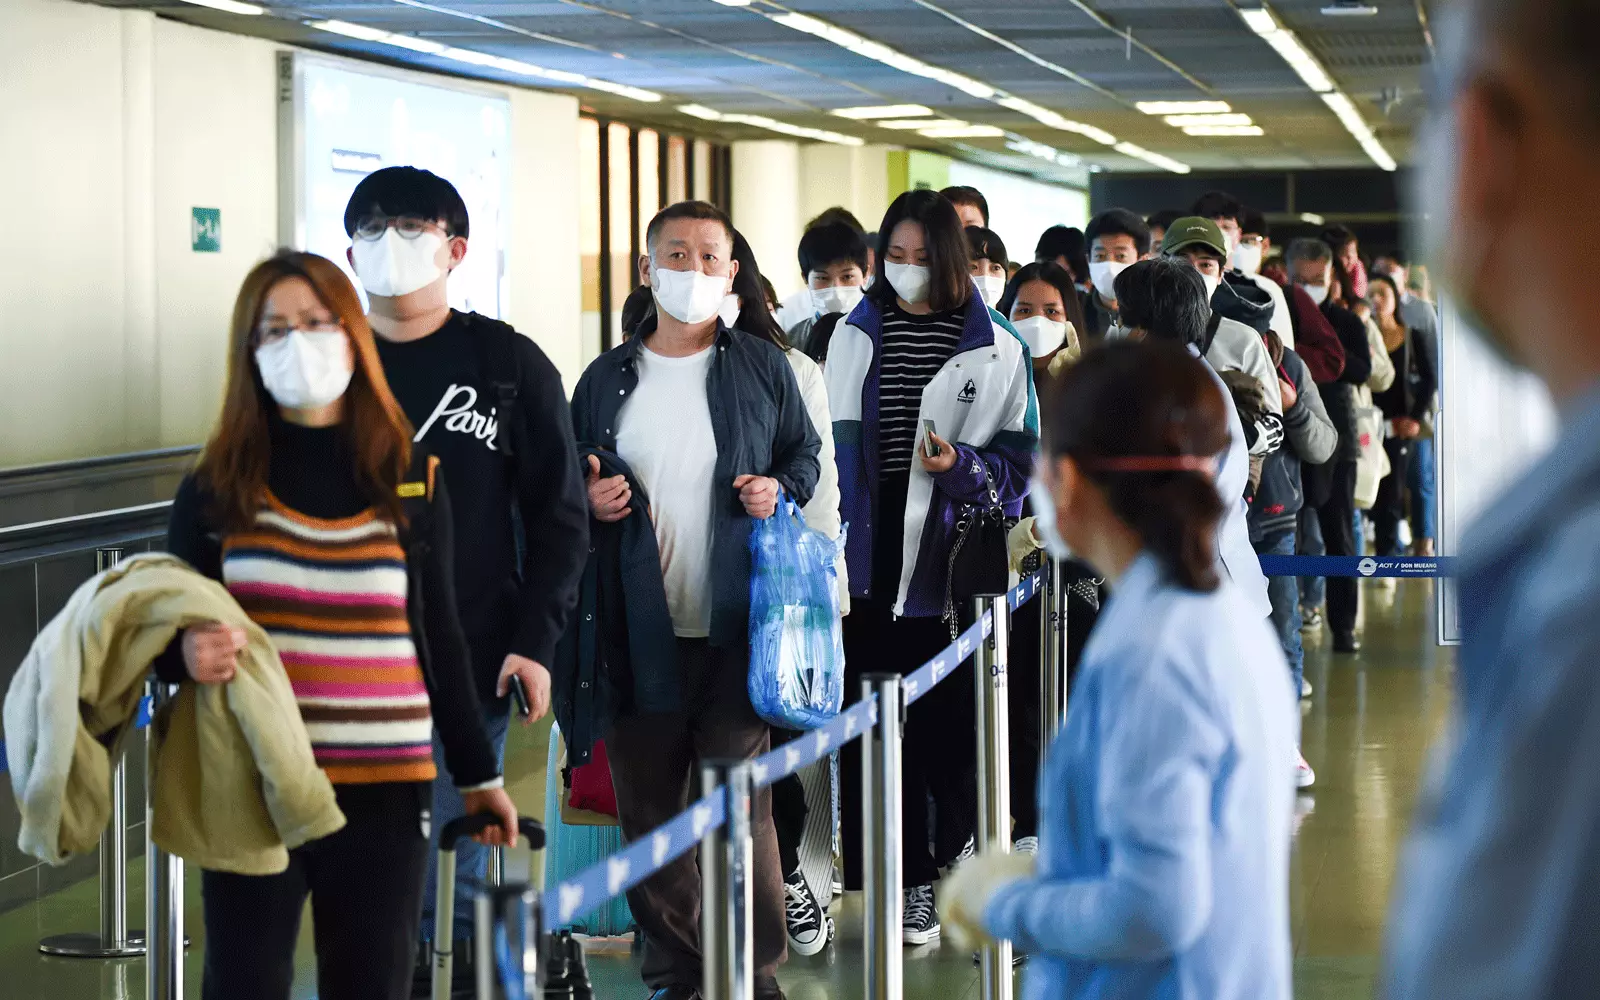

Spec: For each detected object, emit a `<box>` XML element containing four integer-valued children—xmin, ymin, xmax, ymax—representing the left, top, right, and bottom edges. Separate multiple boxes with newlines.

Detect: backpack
<box><xmin>459</xmin><ymin>311</ymin><xmax>532</xmax><ymax>581</ymax></box>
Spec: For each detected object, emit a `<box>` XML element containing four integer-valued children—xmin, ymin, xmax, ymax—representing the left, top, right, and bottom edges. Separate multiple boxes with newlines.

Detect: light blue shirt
<box><xmin>1385</xmin><ymin>388</ymin><xmax>1600</xmax><ymax>998</ymax></box>
<box><xmin>983</xmin><ymin>553</ymin><xmax>1295</xmax><ymax>1000</ymax></box>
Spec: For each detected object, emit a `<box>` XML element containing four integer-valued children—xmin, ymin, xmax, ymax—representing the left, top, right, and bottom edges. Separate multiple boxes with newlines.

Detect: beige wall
<box><xmin>0</xmin><ymin>0</ymin><xmax>585</xmax><ymax>467</ymax></box>
<box><xmin>730</xmin><ymin>141</ymin><xmax>805</xmax><ymax>300</ymax></box>
<box><xmin>800</xmin><ymin>144</ymin><xmax>893</xmax><ymax>238</ymax></box>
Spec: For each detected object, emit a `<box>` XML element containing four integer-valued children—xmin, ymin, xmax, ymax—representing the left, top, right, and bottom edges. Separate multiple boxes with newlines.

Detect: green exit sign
<box><xmin>191</xmin><ymin>207</ymin><xmax>221</xmax><ymax>253</ymax></box>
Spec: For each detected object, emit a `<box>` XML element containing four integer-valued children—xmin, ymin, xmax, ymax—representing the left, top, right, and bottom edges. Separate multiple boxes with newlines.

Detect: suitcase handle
<box><xmin>439</xmin><ymin>813</ymin><xmax>547</xmax><ymax>853</ymax></box>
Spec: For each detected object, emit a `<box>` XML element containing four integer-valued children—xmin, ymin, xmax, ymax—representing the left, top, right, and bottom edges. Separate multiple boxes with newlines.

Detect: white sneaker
<box><xmin>1012</xmin><ymin>836</ymin><xmax>1038</xmax><ymax>856</ymax></box>
<box><xmin>783</xmin><ymin>868</ymin><xmax>831</xmax><ymax>957</ymax></box>
<box><xmin>1296</xmin><ymin>751</ymin><xmax>1317</xmax><ymax>789</ymax></box>
<box><xmin>1300</xmin><ymin>676</ymin><xmax>1313</xmax><ymax>700</ymax></box>
<box><xmin>902</xmin><ymin>884</ymin><xmax>940</xmax><ymax>945</ymax></box>
<box><xmin>947</xmin><ymin>836</ymin><xmax>976</xmax><ymax>871</ymax></box>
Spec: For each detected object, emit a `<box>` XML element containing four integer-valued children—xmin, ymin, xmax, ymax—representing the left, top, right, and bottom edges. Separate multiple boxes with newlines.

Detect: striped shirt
<box><xmin>222</xmin><ymin>495</ymin><xmax>436</xmax><ymax>786</ymax></box>
<box><xmin>879</xmin><ymin>305</ymin><xmax>965</xmax><ymax>473</ymax></box>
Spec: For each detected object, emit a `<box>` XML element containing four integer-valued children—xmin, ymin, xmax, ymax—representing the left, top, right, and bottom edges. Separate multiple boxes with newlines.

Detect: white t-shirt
<box><xmin>616</xmin><ymin>343</ymin><xmax>718</xmax><ymax>638</ymax></box>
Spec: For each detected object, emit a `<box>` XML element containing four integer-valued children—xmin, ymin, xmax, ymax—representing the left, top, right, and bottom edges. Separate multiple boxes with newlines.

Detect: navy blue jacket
<box><xmin>568</xmin><ymin>320</ymin><xmax>821</xmax><ymax>651</ymax></box>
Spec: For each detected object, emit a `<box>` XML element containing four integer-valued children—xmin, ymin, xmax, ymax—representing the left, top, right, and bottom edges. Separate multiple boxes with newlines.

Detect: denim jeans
<box><xmin>1257</xmin><ymin>528</ymin><xmax>1304</xmax><ymax>741</ymax></box>
<box><xmin>1409</xmin><ymin>435</ymin><xmax>1437</xmax><ymax>542</ymax></box>
<box><xmin>1298</xmin><ymin>506</ymin><xmax>1326</xmax><ymax>610</ymax></box>
<box><xmin>420</xmin><ymin>708</ymin><xmax>511</xmax><ymax>943</ymax></box>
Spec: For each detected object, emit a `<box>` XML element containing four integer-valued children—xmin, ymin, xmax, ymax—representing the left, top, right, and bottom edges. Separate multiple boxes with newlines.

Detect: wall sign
<box><xmin>191</xmin><ymin>207</ymin><xmax>221</xmax><ymax>253</ymax></box>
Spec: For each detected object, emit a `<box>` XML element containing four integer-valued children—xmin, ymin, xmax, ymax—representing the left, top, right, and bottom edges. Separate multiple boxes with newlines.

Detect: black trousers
<box><xmin>1374</xmin><ymin>439</ymin><xmax>1413</xmax><ymax>557</ymax></box>
<box><xmin>200</xmin><ymin>782</ymin><xmax>431</xmax><ymax>1000</ymax></box>
<box><xmin>1315</xmin><ymin>459</ymin><xmax>1360</xmax><ymax>635</ymax></box>
<box><xmin>606</xmin><ymin>639</ymin><xmax>785</xmax><ymax>994</ymax></box>
<box><xmin>769</xmin><ymin>730</ymin><xmax>807</xmax><ymax>876</ymax></box>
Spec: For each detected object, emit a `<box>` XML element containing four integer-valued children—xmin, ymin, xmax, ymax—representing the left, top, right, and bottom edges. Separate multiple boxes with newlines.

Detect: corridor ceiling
<box><xmin>93</xmin><ymin>0</ymin><xmax>1434</xmax><ymax>180</ymax></box>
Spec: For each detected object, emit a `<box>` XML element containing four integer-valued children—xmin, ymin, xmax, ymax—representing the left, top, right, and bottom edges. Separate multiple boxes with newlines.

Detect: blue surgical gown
<box><xmin>983</xmin><ymin>553</ymin><xmax>1296</xmax><ymax>1000</ymax></box>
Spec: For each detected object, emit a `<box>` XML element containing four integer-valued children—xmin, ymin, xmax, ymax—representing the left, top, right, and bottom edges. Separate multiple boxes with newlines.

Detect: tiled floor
<box><xmin>1</xmin><ymin>578</ymin><xmax>1451</xmax><ymax>999</ymax></box>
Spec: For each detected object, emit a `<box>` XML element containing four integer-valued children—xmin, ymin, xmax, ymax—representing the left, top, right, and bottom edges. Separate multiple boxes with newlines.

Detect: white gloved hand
<box><xmin>1046</xmin><ymin>329</ymin><xmax>1081</xmax><ymax>379</ymax></box>
<box><xmin>1008</xmin><ymin>517</ymin><xmax>1043</xmax><ymax>574</ymax></box>
<box><xmin>937</xmin><ymin>849</ymin><xmax>1037</xmax><ymax>951</ymax></box>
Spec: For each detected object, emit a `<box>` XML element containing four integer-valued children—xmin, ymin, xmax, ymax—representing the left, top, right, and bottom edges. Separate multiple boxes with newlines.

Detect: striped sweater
<box><xmin>222</xmin><ymin>494</ymin><xmax>436</xmax><ymax>785</ymax></box>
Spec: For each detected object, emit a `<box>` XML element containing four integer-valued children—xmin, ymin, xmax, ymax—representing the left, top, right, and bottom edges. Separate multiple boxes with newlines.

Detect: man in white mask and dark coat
<box><xmin>340</xmin><ymin>166</ymin><xmax>590</xmax><ymax>992</ymax></box>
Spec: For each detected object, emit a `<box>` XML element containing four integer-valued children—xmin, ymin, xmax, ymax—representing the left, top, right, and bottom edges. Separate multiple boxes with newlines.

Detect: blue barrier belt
<box><xmin>1258</xmin><ymin>554</ymin><xmax>1457</xmax><ymax>578</ymax></box>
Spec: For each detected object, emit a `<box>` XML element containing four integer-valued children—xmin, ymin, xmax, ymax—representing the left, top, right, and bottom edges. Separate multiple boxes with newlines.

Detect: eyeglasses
<box><xmin>255</xmin><ymin>321</ymin><xmax>345</xmax><ymax>347</ymax></box>
<box><xmin>353</xmin><ymin>214</ymin><xmax>449</xmax><ymax>242</ymax></box>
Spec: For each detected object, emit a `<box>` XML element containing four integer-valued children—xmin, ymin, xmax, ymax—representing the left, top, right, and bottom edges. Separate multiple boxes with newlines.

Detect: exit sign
<box><xmin>191</xmin><ymin>207</ymin><xmax>221</xmax><ymax>253</ymax></box>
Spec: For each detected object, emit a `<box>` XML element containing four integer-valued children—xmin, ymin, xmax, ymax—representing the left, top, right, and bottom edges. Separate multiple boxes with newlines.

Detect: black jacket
<box><xmin>569</xmin><ymin>320</ymin><xmax>822</xmax><ymax>650</ymax></box>
<box><xmin>1318</xmin><ymin>301</ymin><xmax>1375</xmax><ymax>464</ymax></box>
<box><xmin>1252</xmin><ymin>350</ymin><xmax>1337</xmax><ymax>541</ymax></box>
<box><xmin>551</xmin><ymin>448</ymin><xmax>678</xmax><ymax>765</ymax></box>
<box><xmin>159</xmin><ymin>434</ymin><xmax>498</xmax><ymax>789</ymax></box>
<box><xmin>1373</xmin><ymin>327</ymin><xmax>1439</xmax><ymax>424</ymax></box>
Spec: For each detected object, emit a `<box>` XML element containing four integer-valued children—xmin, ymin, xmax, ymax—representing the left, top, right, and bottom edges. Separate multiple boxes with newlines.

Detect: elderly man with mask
<box><xmin>1385</xmin><ymin>2</ymin><xmax>1600</xmax><ymax>998</ymax></box>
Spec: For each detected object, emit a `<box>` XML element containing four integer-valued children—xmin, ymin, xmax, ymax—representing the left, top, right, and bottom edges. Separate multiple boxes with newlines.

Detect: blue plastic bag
<box><xmin>747</xmin><ymin>492</ymin><xmax>846</xmax><ymax>730</ymax></box>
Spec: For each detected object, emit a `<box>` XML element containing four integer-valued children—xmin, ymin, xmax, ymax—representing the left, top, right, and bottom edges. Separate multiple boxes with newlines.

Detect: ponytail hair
<box><xmin>1042</xmin><ymin>340</ymin><xmax>1230</xmax><ymax>591</ymax></box>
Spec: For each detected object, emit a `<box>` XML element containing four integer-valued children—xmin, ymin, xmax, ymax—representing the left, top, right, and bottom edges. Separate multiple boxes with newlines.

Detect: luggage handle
<box><xmin>440</xmin><ymin>813</ymin><xmax>546</xmax><ymax>853</ymax></box>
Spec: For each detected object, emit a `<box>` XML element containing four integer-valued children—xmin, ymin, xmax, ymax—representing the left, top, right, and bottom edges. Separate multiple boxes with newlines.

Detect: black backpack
<box><xmin>458</xmin><ymin>311</ymin><xmax>533</xmax><ymax>581</ymax></box>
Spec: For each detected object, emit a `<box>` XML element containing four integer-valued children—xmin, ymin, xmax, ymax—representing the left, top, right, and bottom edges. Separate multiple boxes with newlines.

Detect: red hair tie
<box><xmin>1083</xmin><ymin>455</ymin><xmax>1216</xmax><ymax>475</ymax></box>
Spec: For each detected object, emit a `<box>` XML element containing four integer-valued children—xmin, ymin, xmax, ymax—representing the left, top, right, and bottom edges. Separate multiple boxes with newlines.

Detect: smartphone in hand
<box><xmin>508</xmin><ymin>674</ymin><xmax>533</xmax><ymax>720</ymax></box>
<box><xmin>922</xmin><ymin>418</ymin><xmax>940</xmax><ymax>458</ymax></box>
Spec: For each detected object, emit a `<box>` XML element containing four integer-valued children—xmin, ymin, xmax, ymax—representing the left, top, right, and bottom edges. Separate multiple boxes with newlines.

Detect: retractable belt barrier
<box><xmin>1259</xmin><ymin>554</ymin><xmax>1457</xmax><ymax>578</ymax></box>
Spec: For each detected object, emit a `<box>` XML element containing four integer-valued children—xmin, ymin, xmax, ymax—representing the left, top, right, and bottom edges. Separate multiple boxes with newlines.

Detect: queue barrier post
<box><xmin>973</xmin><ymin>594</ymin><xmax>1014</xmax><ymax>1000</ymax></box>
<box><xmin>1041</xmin><ymin>559</ymin><xmax>1068</xmax><ymax>747</ymax></box>
<box><xmin>39</xmin><ymin>547</ymin><xmax>146</xmax><ymax>961</ymax></box>
<box><xmin>700</xmin><ymin>760</ymin><xmax>754</xmax><ymax>1000</ymax></box>
<box><xmin>145</xmin><ymin>678</ymin><xmax>185</xmax><ymax>1000</ymax></box>
<box><xmin>861</xmin><ymin>675</ymin><xmax>904</xmax><ymax>1000</ymax></box>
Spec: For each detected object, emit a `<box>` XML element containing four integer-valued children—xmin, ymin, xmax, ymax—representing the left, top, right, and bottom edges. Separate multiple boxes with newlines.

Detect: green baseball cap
<box><xmin>1160</xmin><ymin>216</ymin><xmax>1228</xmax><ymax>258</ymax></box>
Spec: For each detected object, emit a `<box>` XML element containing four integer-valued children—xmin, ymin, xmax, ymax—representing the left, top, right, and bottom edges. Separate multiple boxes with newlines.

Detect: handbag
<box><xmin>943</xmin><ymin>457</ymin><xmax>1013</xmax><ymax>639</ymax></box>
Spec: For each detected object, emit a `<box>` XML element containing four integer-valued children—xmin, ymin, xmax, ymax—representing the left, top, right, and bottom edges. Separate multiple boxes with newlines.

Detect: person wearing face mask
<box><xmin>784</xmin><ymin>221</ymin><xmax>871</xmax><ymax>358</ymax></box>
<box><xmin>998</xmin><ymin>261</ymin><xmax>1084</xmax><ymax>371</ymax></box>
<box><xmin>941</xmin><ymin>185</ymin><xmax>991</xmax><ymax>230</ymax></box>
<box><xmin>569</xmin><ymin>200</ymin><xmax>819</xmax><ymax>1000</ymax></box>
<box><xmin>1285</xmin><ymin>238</ymin><xmax>1375</xmax><ymax>654</ymax></box>
<box><xmin>339</xmin><ymin>168</ymin><xmax>588</xmax><ymax>978</ymax></box>
<box><xmin>938</xmin><ymin>340</ymin><xmax>1294</xmax><ymax>1000</ymax></box>
<box><xmin>1373</xmin><ymin>249</ymin><xmax>1441</xmax><ymax>557</ymax></box>
<box><xmin>826</xmin><ymin>188</ymin><xmax>1038</xmax><ymax>946</ymax></box>
<box><xmin>158</xmin><ymin>251</ymin><xmax>518</xmax><ymax>1000</ymax></box>
<box><xmin>775</xmin><ymin>207</ymin><xmax>872</xmax><ymax>333</ymax></box>
<box><xmin>1159</xmin><ymin>218</ymin><xmax>1285</xmax><ymax>444</ymax></box>
<box><xmin>967</xmin><ymin>226</ymin><xmax>1012</xmax><ymax>310</ymax></box>
<box><xmin>1035</xmin><ymin>225</ymin><xmax>1091</xmax><ymax>289</ymax></box>
<box><xmin>1191</xmin><ymin>192</ymin><xmax>1292</xmax><ymax>346</ymax></box>
<box><xmin>1384</xmin><ymin>4</ymin><xmax>1600</xmax><ymax>996</ymax></box>
<box><xmin>1082</xmin><ymin>208</ymin><xmax>1152</xmax><ymax>339</ymax></box>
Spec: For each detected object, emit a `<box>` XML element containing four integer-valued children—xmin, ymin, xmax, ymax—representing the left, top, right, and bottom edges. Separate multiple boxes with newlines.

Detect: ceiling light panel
<box><xmin>308</xmin><ymin>20</ymin><xmax>661</xmax><ymax>102</ymax></box>
<box><xmin>877</xmin><ymin>118</ymin><xmax>956</xmax><ymax>129</ymax></box>
<box><xmin>918</xmin><ymin>124</ymin><xmax>1005</xmax><ymax>138</ymax></box>
<box><xmin>1182</xmin><ymin>125</ymin><xmax>1266</xmax><ymax>136</ymax></box>
<box><xmin>675</xmin><ymin>105</ymin><xmax>863</xmax><ymax>146</ymax></box>
<box><xmin>177</xmin><ymin>0</ymin><xmax>265</xmax><ymax>13</ymax></box>
<box><xmin>1136</xmin><ymin>101</ymin><xmax>1232</xmax><ymax>115</ymax></box>
<box><xmin>1113</xmin><ymin>143</ymin><xmax>1191</xmax><ymax>174</ymax></box>
<box><xmin>1162</xmin><ymin>113</ymin><xmax>1255</xmax><ymax>127</ymax></box>
<box><xmin>830</xmin><ymin>105</ymin><xmax>934</xmax><ymax>120</ymax></box>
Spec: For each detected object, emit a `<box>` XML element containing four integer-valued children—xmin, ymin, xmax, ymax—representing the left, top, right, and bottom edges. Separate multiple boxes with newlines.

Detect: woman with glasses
<box><xmin>157</xmin><ymin>250</ymin><xmax>517</xmax><ymax>1000</ymax></box>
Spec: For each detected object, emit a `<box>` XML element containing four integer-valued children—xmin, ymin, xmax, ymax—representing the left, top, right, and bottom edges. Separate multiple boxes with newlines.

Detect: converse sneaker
<box><xmin>1296</xmin><ymin>751</ymin><xmax>1317</xmax><ymax>789</ymax></box>
<box><xmin>1012</xmin><ymin>836</ymin><xmax>1038</xmax><ymax>856</ymax></box>
<box><xmin>947</xmin><ymin>836</ymin><xmax>976</xmax><ymax>871</ymax></box>
<box><xmin>902</xmin><ymin>884</ymin><xmax>940</xmax><ymax>945</ymax></box>
<box><xmin>783</xmin><ymin>868</ymin><xmax>831</xmax><ymax>957</ymax></box>
<box><xmin>1300</xmin><ymin>606</ymin><xmax>1324</xmax><ymax>632</ymax></box>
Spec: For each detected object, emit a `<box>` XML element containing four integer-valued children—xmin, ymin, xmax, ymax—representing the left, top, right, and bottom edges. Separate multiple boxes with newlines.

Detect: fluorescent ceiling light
<box><xmin>1136</xmin><ymin>101</ymin><xmax>1232</xmax><ymax>115</ymax></box>
<box><xmin>710</xmin><ymin>0</ymin><xmax>753</xmax><ymax>5</ymax></box>
<box><xmin>1113</xmin><ymin>142</ymin><xmax>1191</xmax><ymax>174</ymax></box>
<box><xmin>675</xmin><ymin>105</ymin><xmax>864</xmax><ymax>146</ymax></box>
<box><xmin>309</xmin><ymin>20</ymin><xmax>661</xmax><ymax>101</ymax></box>
<box><xmin>763</xmin><ymin>9</ymin><xmax>1188</xmax><ymax>173</ymax></box>
<box><xmin>918</xmin><ymin>124</ymin><xmax>1004</xmax><ymax>138</ymax></box>
<box><xmin>1239</xmin><ymin>7</ymin><xmax>1333</xmax><ymax>92</ymax></box>
<box><xmin>177</xmin><ymin>0</ymin><xmax>265</xmax><ymax>13</ymax></box>
<box><xmin>1005</xmin><ymin>138</ymin><xmax>1082</xmax><ymax>168</ymax></box>
<box><xmin>1239</xmin><ymin>7</ymin><xmax>1278</xmax><ymax>33</ymax></box>
<box><xmin>877</xmin><ymin>118</ymin><xmax>955</xmax><ymax>130</ymax></box>
<box><xmin>1321</xmin><ymin>92</ymin><xmax>1396</xmax><ymax>170</ymax></box>
<box><xmin>1163</xmin><ymin>113</ymin><xmax>1255</xmax><ymax>127</ymax></box>
<box><xmin>1182</xmin><ymin>125</ymin><xmax>1266</xmax><ymax>136</ymax></box>
<box><xmin>1300</xmin><ymin>212</ymin><xmax>1326</xmax><ymax>225</ymax></box>
<box><xmin>830</xmin><ymin>104</ymin><xmax>933</xmax><ymax>120</ymax></box>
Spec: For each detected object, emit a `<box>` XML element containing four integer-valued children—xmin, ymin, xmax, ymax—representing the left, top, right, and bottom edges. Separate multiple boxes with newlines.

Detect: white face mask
<box><xmin>1012</xmin><ymin>316</ymin><xmax>1069</xmax><ymax>357</ymax></box>
<box><xmin>1232</xmin><ymin>243</ymin><xmax>1263</xmax><ymax>276</ymax></box>
<box><xmin>1201</xmin><ymin>272</ymin><xmax>1221</xmax><ymax>302</ymax></box>
<box><xmin>975</xmin><ymin>274</ymin><xmax>1008</xmax><ymax>308</ymax></box>
<box><xmin>1029</xmin><ymin>473</ymin><xmax>1071</xmax><ymax>561</ymax></box>
<box><xmin>652</xmin><ymin>266</ymin><xmax>729</xmax><ymax>325</ymax></box>
<box><xmin>255</xmin><ymin>331</ymin><xmax>353</xmax><ymax>410</ymax></box>
<box><xmin>1088</xmin><ymin>260</ymin><xmax>1128</xmax><ymax>302</ymax></box>
<box><xmin>1300</xmin><ymin>282</ymin><xmax>1330</xmax><ymax>306</ymax></box>
<box><xmin>884</xmin><ymin>261</ymin><xmax>931</xmax><ymax>304</ymax></box>
<box><xmin>812</xmin><ymin>284</ymin><xmax>864</xmax><ymax>317</ymax></box>
<box><xmin>351</xmin><ymin>230</ymin><xmax>444</xmax><ymax>298</ymax></box>
<box><xmin>717</xmin><ymin>293</ymin><xmax>742</xmax><ymax>329</ymax></box>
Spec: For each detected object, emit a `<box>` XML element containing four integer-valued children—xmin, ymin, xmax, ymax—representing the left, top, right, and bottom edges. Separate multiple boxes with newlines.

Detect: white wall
<box><xmin>947</xmin><ymin>160</ymin><xmax>1088</xmax><ymax>269</ymax></box>
<box><xmin>0</xmin><ymin>0</ymin><xmax>585</xmax><ymax>466</ymax></box>
<box><xmin>730</xmin><ymin>141</ymin><xmax>805</xmax><ymax>300</ymax></box>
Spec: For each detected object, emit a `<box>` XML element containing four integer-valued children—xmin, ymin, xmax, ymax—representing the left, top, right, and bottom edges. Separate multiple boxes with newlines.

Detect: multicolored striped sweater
<box><xmin>221</xmin><ymin>494</ymin><xmax>436</xmax><ymax>785</ymax></box>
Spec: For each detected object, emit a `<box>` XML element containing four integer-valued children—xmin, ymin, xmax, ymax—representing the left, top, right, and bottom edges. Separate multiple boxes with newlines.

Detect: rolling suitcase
<box><xmin>432</xmin><ymin>812</ymin><xmax>594</xmax><ymax>1000</ymax></box>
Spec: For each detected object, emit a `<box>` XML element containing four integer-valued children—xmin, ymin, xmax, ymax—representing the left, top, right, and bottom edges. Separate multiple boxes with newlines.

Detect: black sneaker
<box><xmin>646</xmin><ymin>987</ymin><xmax>701</xmax><ymax>1000</ymax></box>
<box><xmin>784</xmin><ymin>868</ymin><xmax>831</xmax><ymax>956</ymax></box>
<box><xmin>902</xmin><ymin>884</ymin><xmax>940</xmax><ymax>945</ymax></box>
